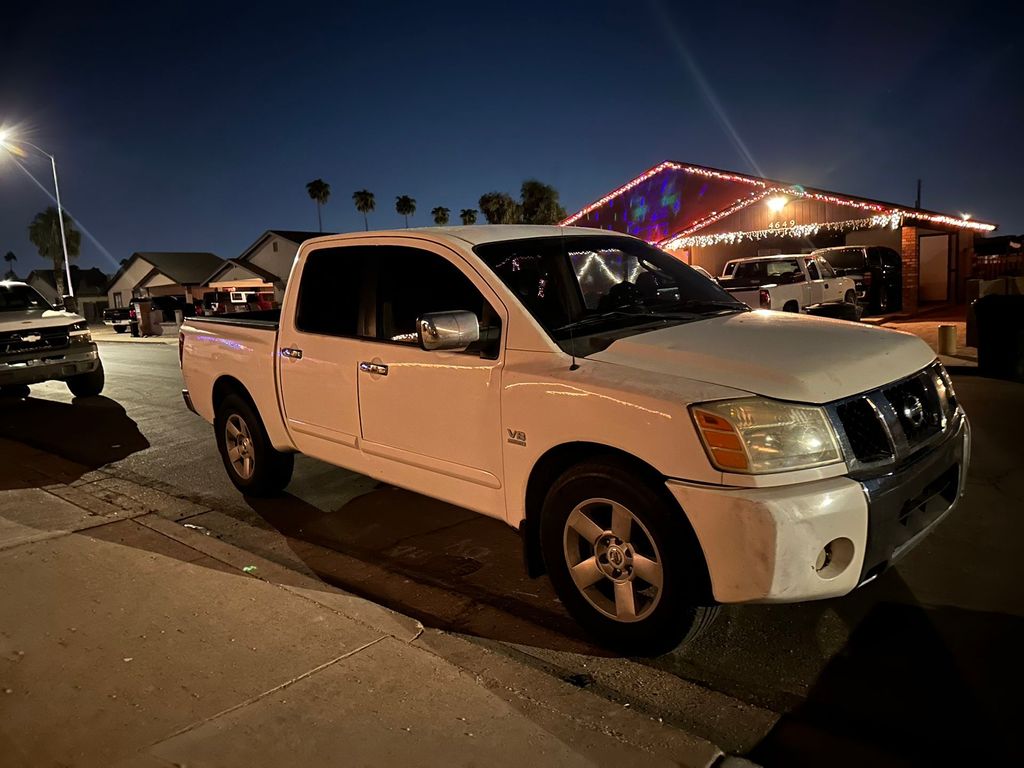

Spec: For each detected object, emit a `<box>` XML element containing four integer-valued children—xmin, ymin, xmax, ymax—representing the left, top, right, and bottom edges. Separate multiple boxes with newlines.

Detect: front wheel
<box><xmin>844</xmin><ymin>290</ymin><xmax>857</xmax><ymax>304</ymax></box>
<box><xmin>67</xmin><ymin>362</ymin><xmax>105</xmax><ymax>397</ymax></box>
<box><xmin>215</xmin><ymin>393</ymin><xmax>294</xmax><ymax>496</ymax></box>
<box><xmin>540</xmin><ymin>459</ymin><xmax>719</xmax><ymax>656</ymax></box>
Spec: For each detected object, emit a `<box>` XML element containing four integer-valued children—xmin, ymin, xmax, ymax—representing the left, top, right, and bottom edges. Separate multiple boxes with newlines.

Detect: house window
<box><xmin>113</xmin><ymin>292</ymin><xmax>123</xmax><ymax>308</ymax></box>
<box><xmin>272</xmin><ymin>241</ymin><xmax>279</xmax><ymax>252</ymax></box>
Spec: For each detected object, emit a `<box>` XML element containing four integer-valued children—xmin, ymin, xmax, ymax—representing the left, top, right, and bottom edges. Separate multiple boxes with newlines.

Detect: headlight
<box><xmin>691</xmin><ymin>398</ymin><xmax>842</xmax><ymax>474</ymax></box>
<box><xmin>68</xmin><ymin>321</ymin><xmax>92</xmax><ymax>343</ymax></box>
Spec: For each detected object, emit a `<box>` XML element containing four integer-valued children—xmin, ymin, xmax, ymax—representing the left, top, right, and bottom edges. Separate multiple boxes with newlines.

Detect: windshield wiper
<box><xmin>553</xmin><ymin>309</ymin><xmax>695</xmax><ymax>334</ymax></box>
<box><xmin>670</xmin><ymin>299</ymin><xmax>747</xmax><ymax>313</ymax></box>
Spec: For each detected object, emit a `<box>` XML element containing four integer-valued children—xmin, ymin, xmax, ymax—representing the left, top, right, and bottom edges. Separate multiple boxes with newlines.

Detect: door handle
<box><xmin>281</xmin><ymin>347</ymin><xmax>303</xmax><ymax>359</ymax></box>
<box><xmin>359</xmin><ymin>361</ymin><xmax>388</xmax><ymax>376</ymax></box>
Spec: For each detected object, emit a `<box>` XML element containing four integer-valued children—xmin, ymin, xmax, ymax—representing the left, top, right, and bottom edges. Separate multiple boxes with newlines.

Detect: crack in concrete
<box><xmin>149</xmin><ymin>635</ymin><xmax>388</xmax><ymax>747</ymax></box>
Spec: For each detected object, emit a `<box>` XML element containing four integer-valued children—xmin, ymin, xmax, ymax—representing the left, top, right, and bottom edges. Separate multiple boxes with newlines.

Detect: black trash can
<box><xmin>974</xmin><ymin>294</ymin><xmax>1024</xmax><ymax>382</ymax></box>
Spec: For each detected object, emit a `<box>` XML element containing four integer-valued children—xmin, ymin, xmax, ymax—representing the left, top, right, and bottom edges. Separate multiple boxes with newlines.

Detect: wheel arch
<box><xmin>520</xmin><ymin>442</ymin><xmax>674</xmax><ymax>578</ymax></box>
<box><xmin>212</xmin><ymin>374</ymin><xmax>256</xmax><ymax>413</ymax></box>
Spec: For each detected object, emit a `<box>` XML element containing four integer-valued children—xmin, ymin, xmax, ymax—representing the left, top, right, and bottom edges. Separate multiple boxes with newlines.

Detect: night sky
<box><xmin>1</xmin><ymin>1</ymin><xmax>1021</xmax><ymax>276</ymax></box>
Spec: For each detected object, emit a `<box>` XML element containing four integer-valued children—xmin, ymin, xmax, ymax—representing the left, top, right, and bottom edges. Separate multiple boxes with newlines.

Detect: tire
<box><xmin>0</xmin><ymin>384</ymin><xmax>30</xmax><ymax>399</ymax></box>
<box><xmin>844</xmin><ymin>290</ymin><xmax>857</xmax><ymax>304</ymax></box>
<box><xmin>67</xmin><ymin>362</ymin><xmax>105</xmax><ymax>397</ymax></box>
<box><xmin>540</xmin><ymin>459</ymin><xmax>719</xmax><ymax>656</ymax></box>
<box><xmin>114</xmin><ymin>326</ymin><xmax>128</xmax><ymax>334</ymax></box>
<box><xmin>783</xmin><ymin>301</ymin><xmax>800</xmax><ymax>313</ymax></box>
<box><xmin>214</xmin><ymin>393</ymin><xmax>294</xmax><ymax>496</ymax></box>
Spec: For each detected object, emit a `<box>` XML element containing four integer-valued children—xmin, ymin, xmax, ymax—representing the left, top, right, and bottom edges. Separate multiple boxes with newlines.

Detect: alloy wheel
<box><xmin>562</xmin><ymin>498</ymin><xmax>664</xmax><ymax>623</ymax></box>
<box><xmin>225</xmin><ymin>414</ymin><xmax>255</xmax><ymax>480</ymax></box>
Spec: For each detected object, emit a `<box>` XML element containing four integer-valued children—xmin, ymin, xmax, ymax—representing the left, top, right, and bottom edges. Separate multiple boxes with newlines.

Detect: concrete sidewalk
<box><xmin>0</xmin><ymin>439</ymin><xmax>723</xmax><ymax>768</ymax></box>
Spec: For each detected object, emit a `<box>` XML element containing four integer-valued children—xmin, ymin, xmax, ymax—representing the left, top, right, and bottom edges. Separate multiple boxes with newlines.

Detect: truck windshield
<box><xmin>0</xmin><ymin>284</ymin><xmax>52</xmax><ymax>311</ymax></box>
<box><xmin>474</xmin><ymin>235</ymin><xmax>746</xmax><ymax>354</ymax></box>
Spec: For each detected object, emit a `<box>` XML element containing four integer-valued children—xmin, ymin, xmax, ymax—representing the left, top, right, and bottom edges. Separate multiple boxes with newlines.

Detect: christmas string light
<box><xmin>661</xmin><ymin>214</ymin><xmax>904</xmax><ymax>251</ymax></box>
<box><xmin>675</xmin><ymin>190</ymin><xmax>776</xmax><ymax>237</ymax></box>
<box><xmin>561</xmin><ymin>161</ymin><xmax>997</xmax><ymax>234</ymax></box>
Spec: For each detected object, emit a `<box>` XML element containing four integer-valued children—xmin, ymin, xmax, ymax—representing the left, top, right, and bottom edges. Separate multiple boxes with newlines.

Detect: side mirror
<box><xmin>417</xmin><ymin>310</ymin><xmax>479</xmax><ymax>352</ymax></box>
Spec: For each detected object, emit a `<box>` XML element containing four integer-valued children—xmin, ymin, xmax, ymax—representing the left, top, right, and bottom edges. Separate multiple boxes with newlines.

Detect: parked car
<box><xmin>0</xmin><ymin>280</ymin><xmax>104</xmax><ymax>397</ymax></box>
<box><xmin>718</xmin><ymin>254</ymin><xmax>856</xmax><ymax>313</ymax></box>
<box><xmin>813</xmin><ymin>245</ymin><xmax>902</xmax><ymax>314</ymax></box>
<box><xmin>103</xmin><ymin>306</ymin><xmax>132</xmax><ymax>333</ymax></box>
<box><xmin>180</xmin><ymin>226</ymin><xmax>969</xmax><ymax>654</ymax></box>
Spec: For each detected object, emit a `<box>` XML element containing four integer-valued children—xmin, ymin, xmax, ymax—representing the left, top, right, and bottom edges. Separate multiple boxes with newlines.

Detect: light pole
<box><xmin>0</xmin><ymin>131</ymin><xmax>75</xmax><ymax>298</ymax></box>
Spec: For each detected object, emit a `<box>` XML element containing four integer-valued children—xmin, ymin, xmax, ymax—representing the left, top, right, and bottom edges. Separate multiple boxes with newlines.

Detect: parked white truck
<box><xmin>719</xmin><ymin>254</ymin><xmax>856</xmax><ymax>312</ymax></box>
<box><xmin>1</xmin><ymin>280</ymin><xmax>104</xmax><ymax>397</ymax></box>
<box><xmin>179</xmin><ymin>226</ymin><xmax>969</xmax><ymax>654</ymax></box>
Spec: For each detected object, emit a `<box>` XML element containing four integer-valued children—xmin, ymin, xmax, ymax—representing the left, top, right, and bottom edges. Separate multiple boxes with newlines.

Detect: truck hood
<box><xmin>588</xmin><ymin>310</ymin><xmax>936</xmax><ymax>404</ymax></box>
<box><xmin>0</xmin><ymin>308</ymin><xmax>85</xmax><ymax>333</ymax></box>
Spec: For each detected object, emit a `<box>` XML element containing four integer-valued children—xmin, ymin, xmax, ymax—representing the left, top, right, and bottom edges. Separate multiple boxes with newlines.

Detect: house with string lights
<box><xmin>561</xmin><ymin>162</ymin><xmax>997</xmax><ymax>314</ymax></box>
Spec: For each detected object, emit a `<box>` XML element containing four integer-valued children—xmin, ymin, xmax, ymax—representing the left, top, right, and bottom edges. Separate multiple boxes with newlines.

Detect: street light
<box><xmin>0</xmin><ymin>130</ymin><xmax>75</xmax><ymax>298</ymax></box>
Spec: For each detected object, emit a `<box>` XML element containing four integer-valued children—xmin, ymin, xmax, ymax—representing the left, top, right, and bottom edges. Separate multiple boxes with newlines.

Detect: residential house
<box><xmin>562</xmin><ymin>161</ymin><xmax>998</xmax><ymax>313</ymax></box>
<box><xmin>107</xmin><ymin>252</ymin><xmax>224</xmax><ymax>309</ymax></box>
<box><xmin>28</xmin><ymin>266</ymin><xmax>110</xmax><ymax>323</ymax></box>
<box><xmin>201</xmin><ymin>230</ymin><xmax>324</xmax><ymax>305</ymax></box>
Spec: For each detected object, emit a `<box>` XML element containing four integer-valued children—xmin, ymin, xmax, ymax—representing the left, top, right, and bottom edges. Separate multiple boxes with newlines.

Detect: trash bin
<box><xmin>974</xmin><ymin>294</ymin><xmax>1024</xmax><ymax>383</ymax></box>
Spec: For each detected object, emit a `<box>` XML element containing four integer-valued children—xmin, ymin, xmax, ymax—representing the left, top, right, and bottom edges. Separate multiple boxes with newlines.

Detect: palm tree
<box><xmin>431</xmin><ymin>206</ymin><xmax>450</xmax><ymax>226</ymax></box>
<box><xmin>306</xmin><ymin>179</ymin><xmax>331</xmax><ymax>232</ymax></box>
<box><xmin>353</xmin><ymin>189</ymin><xmax>375</xmax><ymax>231</ymax></box>
<box><xmin>28</xmin><ymin>207</ymin><xmax>80</xmax><ymax>300</ymax></box>
<box><xmin>479</xmin><ymin>192</ymin><xmax>521</xmax><ymax>224</ymax></box>
<box><xmin>3</xmin><ymin>251</ymin><xmax>15</xmax><ymax>279</ymax></box>
<box><xmin>460</xmin><ymin>209</ymin><xmax>478</xmax><ymax>225</ymax></box>
<box><xmin>395</xmin><ymin>195</ymin><xmax>416</xmax><ymax>228</ymax></box>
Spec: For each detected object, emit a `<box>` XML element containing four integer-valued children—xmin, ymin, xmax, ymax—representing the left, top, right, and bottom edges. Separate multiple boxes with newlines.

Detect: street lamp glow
<box><xmin>766</xmin><ymin>196</ymin><xmax>788</xmax><ymax>214</ymax></box>
<box><xmin>0</xmin><ymin>129</ymin><xmax>75</xmax><ymax>298</ymax></box>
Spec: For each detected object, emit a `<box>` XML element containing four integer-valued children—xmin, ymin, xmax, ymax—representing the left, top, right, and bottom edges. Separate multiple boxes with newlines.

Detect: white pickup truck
<box><xmin>719</xmin><ymin>254</ymin><xmax>857</xmax><ymax>313</ymax></box>
<box><xmin>1</xmin><ymin>280</ymin><xmax>104</xmax><ymax>397</ymax></box>
<box><xmin>180</xmin><ymin>226</ymin><xmax>969</xmax><ymax>654</ymax></box>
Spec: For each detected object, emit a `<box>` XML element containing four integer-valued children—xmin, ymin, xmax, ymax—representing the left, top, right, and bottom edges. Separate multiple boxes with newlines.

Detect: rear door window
<box><xmin>821</xmin><ymin>249</ymin><xmax>865</xmax><ymax>271</ymax></box>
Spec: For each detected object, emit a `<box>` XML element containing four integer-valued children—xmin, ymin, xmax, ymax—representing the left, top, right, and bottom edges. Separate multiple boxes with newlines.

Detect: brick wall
<box><xmin>901</xmin><ymin>226</ymin><xmax>919</xmax><ymax>314</ymax></box>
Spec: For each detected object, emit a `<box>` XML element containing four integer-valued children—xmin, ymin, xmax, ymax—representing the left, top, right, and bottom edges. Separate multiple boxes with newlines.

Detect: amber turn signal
<box><xmin>692</xmin><ymin>408</ymin><xmax>749</xmax><ymax>471</ymax></box>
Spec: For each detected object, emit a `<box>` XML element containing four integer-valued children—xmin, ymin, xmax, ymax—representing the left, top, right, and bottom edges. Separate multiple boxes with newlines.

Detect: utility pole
<box><xmin>915</xmin><ymin>179</ymin><xmax>921</xmax><ymax>210</ymax></box>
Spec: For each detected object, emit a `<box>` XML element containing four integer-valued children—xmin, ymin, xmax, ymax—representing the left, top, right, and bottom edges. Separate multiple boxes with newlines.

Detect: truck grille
<box><xmin>828</xmin><ymin>363</ymin><xmax>958</xmax><ymax>474</ymax></box>
<box><xmin>0</xmin><ymin>327</ymin><xmax>70</xmax><ymax>356</ymax></box>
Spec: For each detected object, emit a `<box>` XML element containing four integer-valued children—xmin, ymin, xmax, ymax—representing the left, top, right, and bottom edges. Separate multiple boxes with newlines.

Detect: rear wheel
<box><xmin>215</xmin><ymin>393</ymin><xmax>294</xmax><ymax>496</ymax></box>
<box><xmin>540</xmin><ymin>459</ymin><xmax>719</xmax><ymax>656</ymax></box>
<box><xmin>67</xmin><ymin>362</ymin><xmax>105</xmax><ymax>397</ymax></box>
<box><xmin>114</xmin><ymin>326</ymin><xmax>128</xmax><ymax>334</ymax></box>
<box><xmin>783</xmin><ymin>300</ymin><xmax>800</xmax><ymax>313</ymax></box>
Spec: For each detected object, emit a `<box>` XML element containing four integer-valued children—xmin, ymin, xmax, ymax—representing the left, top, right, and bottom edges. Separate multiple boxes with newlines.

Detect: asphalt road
<box><xmin>4</xmin><ymin>342</ymin><xmax>1022</xmax><ymax>766</ymax></box>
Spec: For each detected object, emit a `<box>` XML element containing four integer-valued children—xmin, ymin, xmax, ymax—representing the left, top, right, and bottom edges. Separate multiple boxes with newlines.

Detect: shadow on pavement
<box><xmin>0</xmin><ymin>395</ymin><xmax>150</xmax><ymax>490</ymax></box>
<box><xmin>242</xmin><ymin>488</ymin><xmax>605</xmax><ymax>655</ymax></box>
<box><xmin>0</xmin><ymin>394</ymin><xmax>149</xmax><ymax>466</ymax></box>
<box><xmin>747</xmin><ymin>595</ymin><xmax>1022</xmax><ymax>767</ymax></box>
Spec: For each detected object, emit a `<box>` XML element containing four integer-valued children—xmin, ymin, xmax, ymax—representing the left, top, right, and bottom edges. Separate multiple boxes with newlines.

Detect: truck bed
<box><xmin>187</xmin><ymin>309</ymin><xmax>280</xmax><ymax>330</ymax></box>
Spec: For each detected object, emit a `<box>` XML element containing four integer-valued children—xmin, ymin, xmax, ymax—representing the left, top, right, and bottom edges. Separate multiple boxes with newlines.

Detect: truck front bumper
<box><xmin>0</xmin><ymin>345</ymin><xmax>101</xmax><ymax>387</ymax></box>
<box><xmin>667</xmin><ymin>416</ymin><xmax>970</xmax><ymax>604</ymax></box>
